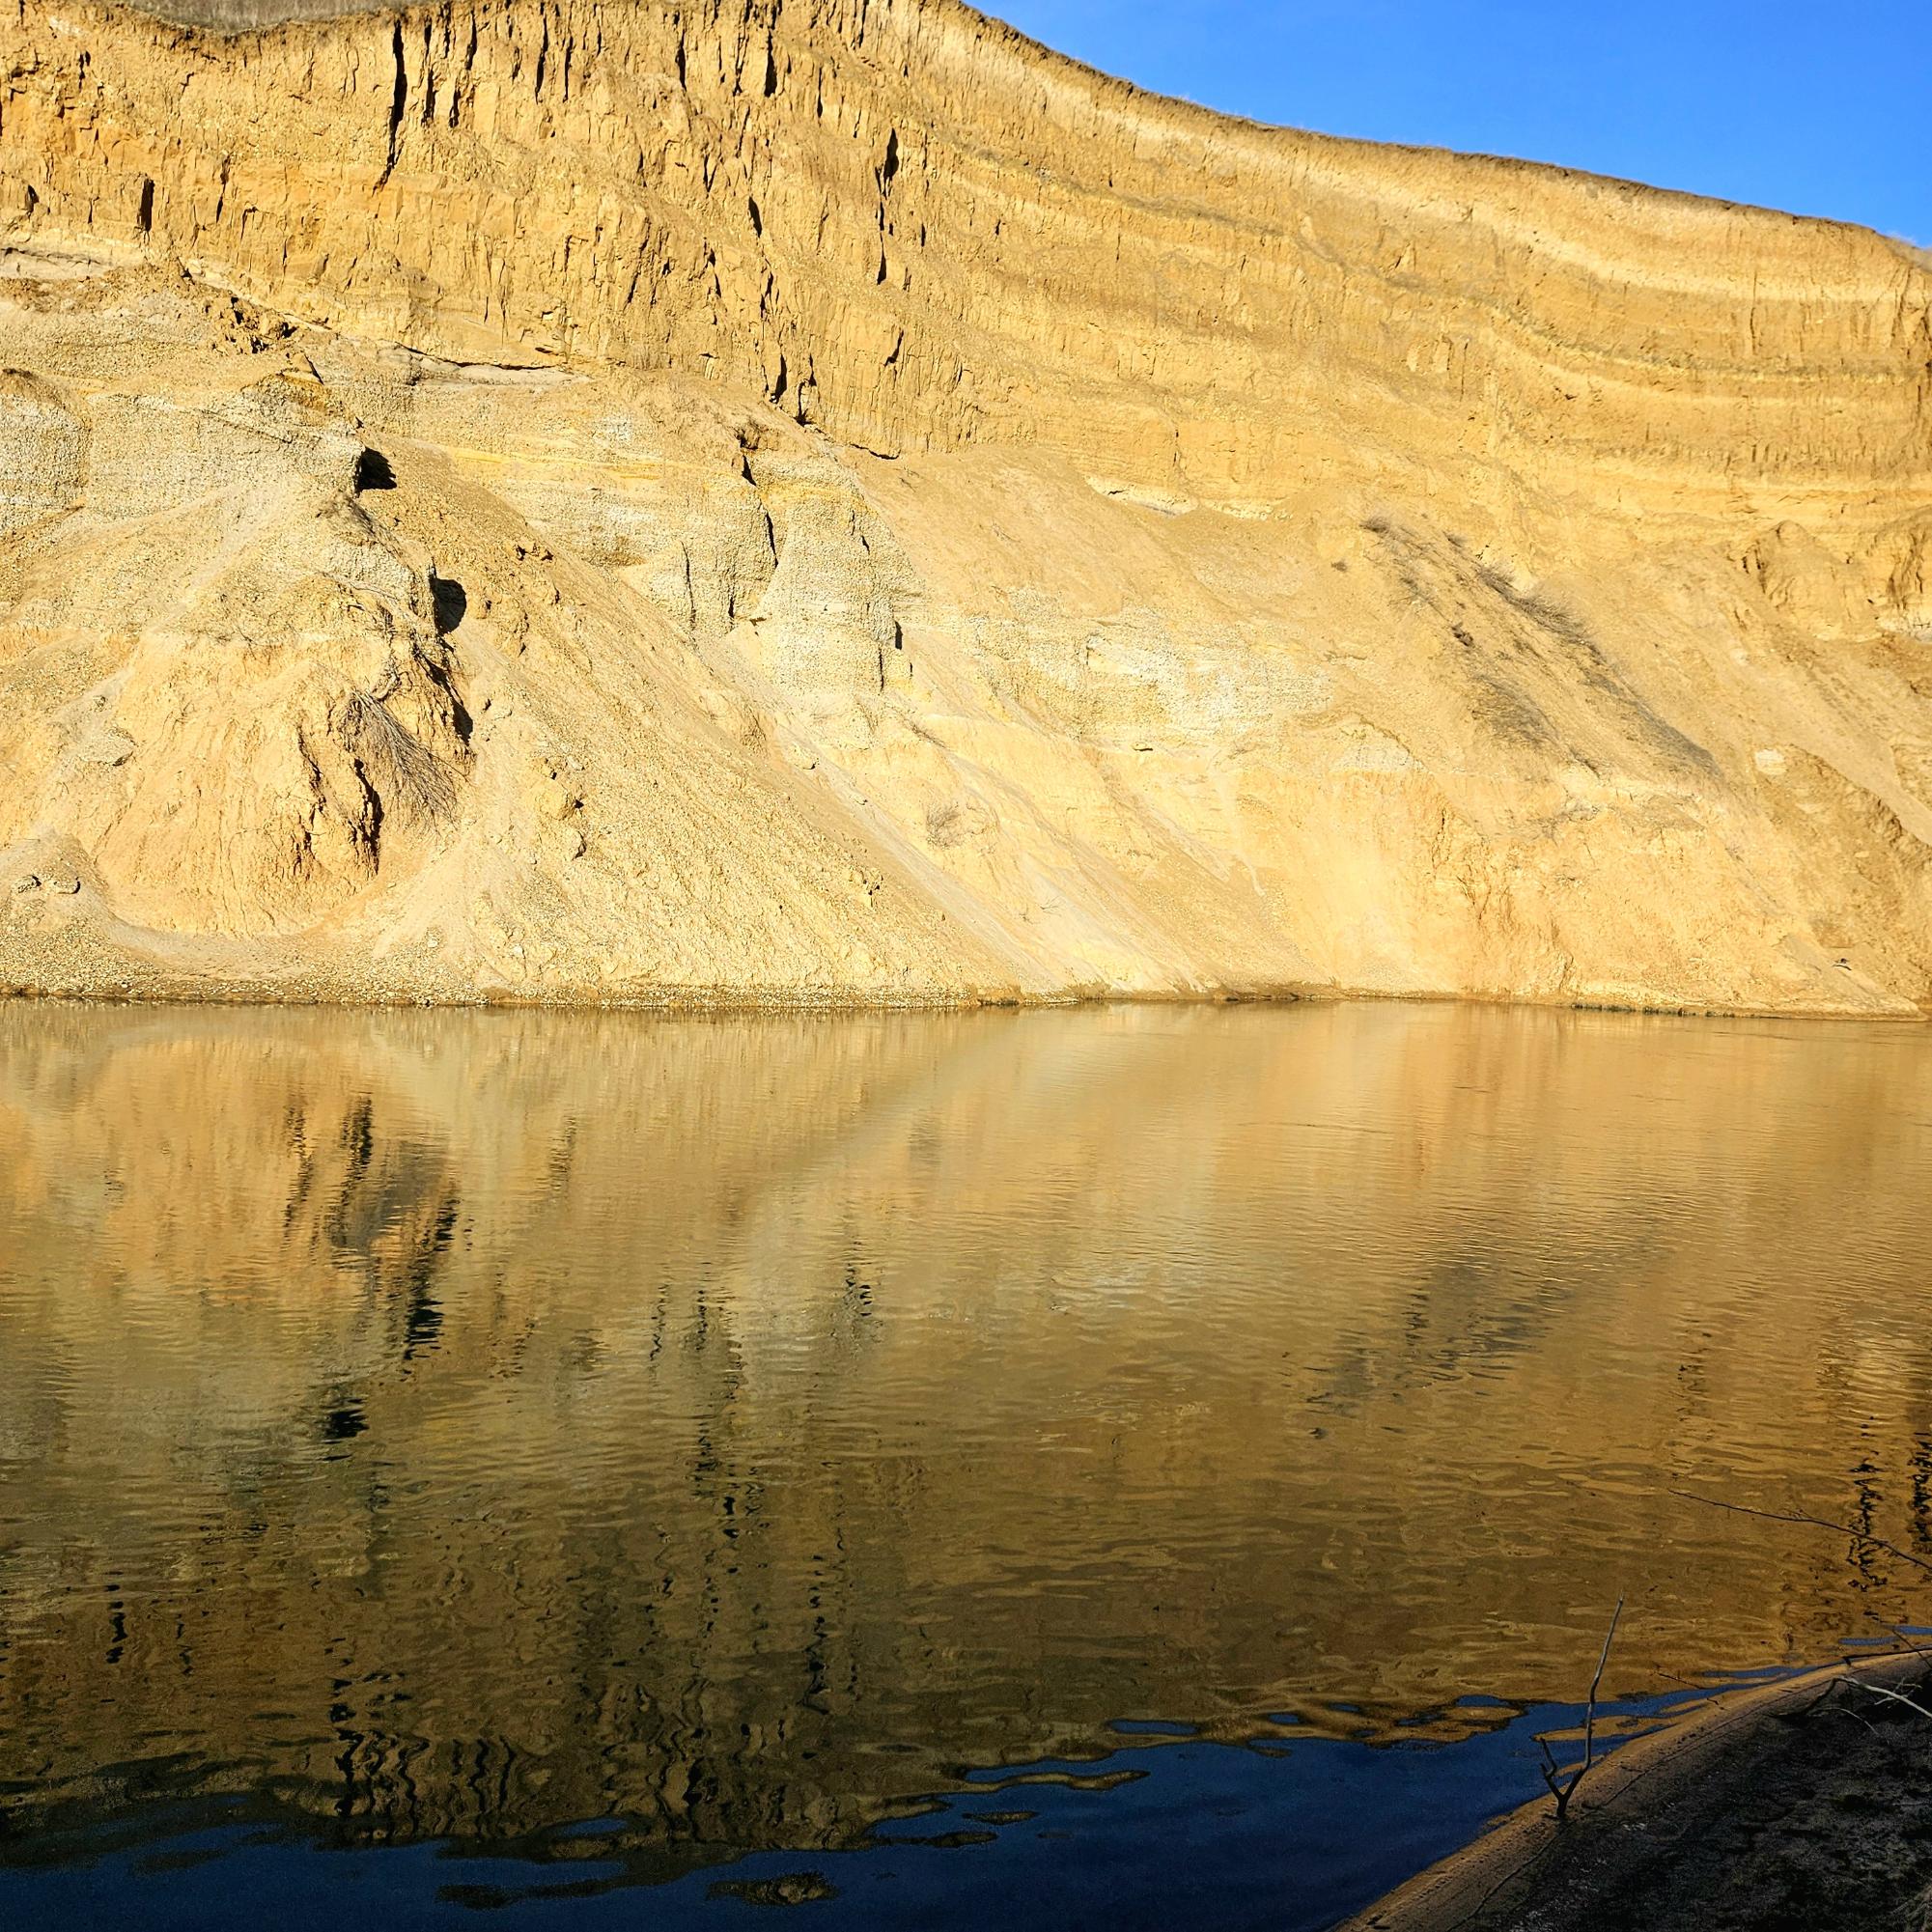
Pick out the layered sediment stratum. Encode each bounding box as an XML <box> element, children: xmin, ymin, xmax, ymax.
<box><xmin>1</xmin><ymin>0</ymin><xmax>1929</xmax><ymax>1011</ymax></box>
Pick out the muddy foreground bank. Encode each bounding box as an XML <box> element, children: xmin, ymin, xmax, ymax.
<box><xmin>1349</xmin><ymin>1653</ymin><xmax>1932</xmax><ymax>1931</ymax></box>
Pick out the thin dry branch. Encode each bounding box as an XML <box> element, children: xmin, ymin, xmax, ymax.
<box><xmin>1538</xmin><ymin>1597</ymin><xmax>1625</xmax><ymax>1824</ymax></box>
<box><xmin>1669</xmin><ymin>1489</ymin><xmax>1932</xmax><ymax>1577</ymax></box>
<box><xmin>1872</xmin><ymin>1620</ymin><xmax>1932</xmax><ymax>1666</ymax></box>
<box><xmin>1846</xmin><ymin>1673</ymin><xmax>1932</xmax><ymax>1725</ymax></box>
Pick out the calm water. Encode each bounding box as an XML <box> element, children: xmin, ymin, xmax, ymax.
<box><xmin>3</xmin><ymin>1000</ymin><xmax>1931</xmax><ymax>1929</ymax></box>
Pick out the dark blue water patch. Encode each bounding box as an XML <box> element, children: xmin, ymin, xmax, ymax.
<box><xmin>0</xmin><ymin>1689</ymin><xmax>1702</xmax><ymax>1932</ymax></box>
<box><xmin>550</xmin><ymin>1819</ymin><xmax>630</xmax><ymax>1842</ymax></box>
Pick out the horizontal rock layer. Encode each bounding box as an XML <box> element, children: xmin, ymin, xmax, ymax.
<box><xmin>1</xmin><ymin>0</ymin><xmax>1929</xmax><ymax>1011</ymax></box>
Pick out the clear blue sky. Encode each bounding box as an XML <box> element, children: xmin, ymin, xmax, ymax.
<box><xmin>989</xmin><ymin>2</ymin><xmax>1929</xmax><ymax>243</ymax></box>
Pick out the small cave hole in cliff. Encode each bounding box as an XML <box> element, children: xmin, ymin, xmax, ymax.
<box><xmin>430</xmin><ymin>574</ymin><xmax>468</xmax><ymax>635</ymax></box>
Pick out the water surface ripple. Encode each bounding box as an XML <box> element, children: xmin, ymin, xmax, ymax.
<box><xmin>2</xmin><ymin>1001</ymin><xmax>1930</xmax><ymax>1925</ymax></box>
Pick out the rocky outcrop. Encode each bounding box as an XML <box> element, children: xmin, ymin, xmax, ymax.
<box><xmin>1</xmin><ymin>0</ymin><xmax>1929</xmax><ymax>1010</ymax></box>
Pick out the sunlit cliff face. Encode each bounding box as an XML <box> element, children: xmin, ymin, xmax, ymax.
<box><xmin>1</xmin><ymin>0</ymin><xmax>1929</xmax><ymax>1011</ymax></box>
<box><xmin>4</xmin><ymin>1002</ymin><xmax>1930</xmax><ymax>1866</ymax></box>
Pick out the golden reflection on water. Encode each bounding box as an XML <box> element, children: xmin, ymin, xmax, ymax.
<box><xmin>2</xmin><ymin>1000</ymin><xmax>1930</xmax><ymax>1863</ymax></box>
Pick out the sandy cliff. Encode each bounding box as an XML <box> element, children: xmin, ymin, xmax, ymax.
<box><xmin>1</xmin><ymin>0</ymin><xmax>1929</xmax><ymax>1010</ymax></box>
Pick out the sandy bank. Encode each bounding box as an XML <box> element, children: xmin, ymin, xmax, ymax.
<box><xmin>1347</xmin><ymin>1651</ymin><xmax>1932</xmax><ymax>1931</ymax></box>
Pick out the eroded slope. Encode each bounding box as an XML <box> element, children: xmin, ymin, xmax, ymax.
<box><xmin>1</xmin><ymin>0</ymin><xmax>1929</xmax><ymax>1009</ymax></box>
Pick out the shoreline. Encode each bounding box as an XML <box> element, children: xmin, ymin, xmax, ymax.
<box><xmin>0</xmin><ymin>985</ymin><xmax>1924</xmax><ymax>1023</ymax></box>
<box><xmin>1344</xmin><ymin>1649</ymin><xmax>1932</xmax><ymax>1932</ymax></box>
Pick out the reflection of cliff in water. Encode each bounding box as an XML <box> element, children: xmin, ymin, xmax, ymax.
<box><xmin>3</xmin><ymin>1002</ymin><xmax>1931</xmax><ymax>1862</ymax></box>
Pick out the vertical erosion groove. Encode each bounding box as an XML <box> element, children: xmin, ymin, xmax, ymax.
<box><xmin>378</xmin><ymin>18</ymin><xmax>406</xmax><ymax>185</ymax></box>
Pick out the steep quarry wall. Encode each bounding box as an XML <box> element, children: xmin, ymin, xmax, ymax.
<box><xmin>1</xmin><ymin>0</ymin><xmax>1930</xmax><ymax>1010</ymax></box>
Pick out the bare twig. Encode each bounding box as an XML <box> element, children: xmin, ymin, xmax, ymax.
<box><xmin>1651</xmin><ymin>1668</ymin><xmax>1707</xmax><ymax>1693</ymax></box>
<box><xmin>1872</xmin><ymin>1621</ymin><xmax>1932</xmax><ymax>1665</ymax></box>
<box><xmin>1846</xmin><ymin>1673</ymin><xmax>1932</xmax><ymax>1725</ymax></box>
<box><xmin>1791</xmin><ymin>1676</ymin><xmax>1852</xmax><ymax>1721</ymax></box>
<box><xmin>1579</xmin><ymin>1597</ymin><xmax>1625</xmax><ymax>1786</ymax></box>
<box><xmin>1828</xmin><ymin>1696</ymin><xmax>1892</xmax><ymax>1745</ymax></box>
<box><xmin>1670</xmin><ymin>1489</ymin><xmax>1932</xmax><ymax>1577</ymax></box>
<box><xmin>1817</xmin><ymin>1670</ymin><xmax>1884</xmax><ymax>1731</ymax></box>
<box><xmin>1537</xmin><ymin>1598</ymin><xmax>1626</xmax><ymax>1825</ymax></box>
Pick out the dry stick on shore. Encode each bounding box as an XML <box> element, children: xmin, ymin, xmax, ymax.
<box><xmin>1669</xmin><ymin>1489</ymin><xmax>1932</xmax><ymax>1577</ymax></box>
<box><xmin>1849</xmin><ymin>1676</ymin><xmax>1932</xmax><ymax>1723</ymax></box>
<box><xmin>1877</xmin><ymin>1622</ymin><xmax>1932</xmax><ymax>1668</ymax></box>
<box><xmin>1677</xmin><ymin>1492</ymin><xmax>1932</xmax><ymax>1737</ymax></box>
<box><xmin>1537</xmin><ymin>1597</ymin><xmax>1625</xmax><ymax>1825</ymax></box>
